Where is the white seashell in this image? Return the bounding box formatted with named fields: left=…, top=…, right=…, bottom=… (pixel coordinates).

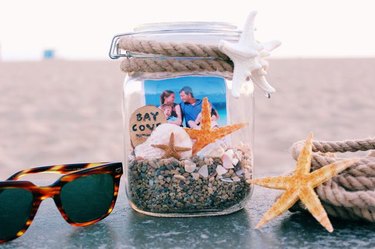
left=134, top=124, right=192, bottom=159
left=226, top=149, right=234, bottom=158
left=222, top=153, right=234, bottom=169
left=197, top=140, right=227, bottom=158
left=221, top=178, right=233, bottom=183
left=234, top=151, right=243, bottom=161
left=204, top=157, right=214, bottom=166
left=232, top=158, right=239, bottom=166
left=184, top=160, right=196, bottom=173
left=198, top=165, right=209, bottom=178
left=174, top=175, right=186, bottom=181
left=208, top=147, right=225, bottom=158
left=148, top=160, right=158, bottom=168
left=232, top=176, right=241, bottom=182
left=191, top=173, right=200, bottom=180
left=216, top=165, right=228, bottom=175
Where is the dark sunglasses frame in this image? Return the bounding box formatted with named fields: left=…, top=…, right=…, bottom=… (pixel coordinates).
left=0, top=162, right=123, bottom=243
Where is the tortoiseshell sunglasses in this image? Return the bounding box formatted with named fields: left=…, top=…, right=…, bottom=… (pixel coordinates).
left=0, top=162, right=123, bottom=243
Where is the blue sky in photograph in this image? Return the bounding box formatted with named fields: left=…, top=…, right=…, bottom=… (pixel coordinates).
left=144, top=76, right=226, bottom=105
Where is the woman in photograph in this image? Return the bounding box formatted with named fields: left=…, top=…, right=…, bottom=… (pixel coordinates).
left=159, top=90, right=182, bottom=126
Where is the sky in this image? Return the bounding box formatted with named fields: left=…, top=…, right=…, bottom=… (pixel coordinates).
left=144, top=76, right=226, bottom=105
left=0, top=0, right=375, bottom=60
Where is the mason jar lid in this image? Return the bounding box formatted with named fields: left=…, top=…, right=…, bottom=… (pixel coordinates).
left=109, top=22, right=241, bottom=59
left=134, top=22, right=237, bottom=31
left=134, top=22, right=240, bottom=45
left=133, top=22, right=240, bottom=42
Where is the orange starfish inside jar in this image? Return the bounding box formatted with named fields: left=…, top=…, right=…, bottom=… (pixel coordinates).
left=110, top=12, right=279, bottom=217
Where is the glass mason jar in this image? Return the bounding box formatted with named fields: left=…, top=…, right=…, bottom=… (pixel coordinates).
left=110, top=22, right=254, bottom=217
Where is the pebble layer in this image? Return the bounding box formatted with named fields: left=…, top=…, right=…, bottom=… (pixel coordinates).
left=128, top=149, right=252, bottom=214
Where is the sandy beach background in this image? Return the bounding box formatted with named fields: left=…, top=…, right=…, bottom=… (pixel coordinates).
left=0, top=59, right=374, bottom=179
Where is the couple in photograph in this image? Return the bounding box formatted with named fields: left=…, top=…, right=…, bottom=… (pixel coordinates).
left=159, top=86, right=219, bottom=129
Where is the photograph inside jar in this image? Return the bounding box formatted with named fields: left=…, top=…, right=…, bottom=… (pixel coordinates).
left=127, top=75, right=253, bottom=215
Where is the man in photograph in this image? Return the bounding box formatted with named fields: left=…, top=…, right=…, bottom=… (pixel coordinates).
left=179, top=86, right=219, bottom=128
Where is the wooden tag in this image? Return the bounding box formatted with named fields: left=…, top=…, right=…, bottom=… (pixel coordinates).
left=129, top=105, right=166, bottom=147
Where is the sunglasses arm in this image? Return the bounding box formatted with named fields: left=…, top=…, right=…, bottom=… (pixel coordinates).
left=7, top=162, right=109, bottom=180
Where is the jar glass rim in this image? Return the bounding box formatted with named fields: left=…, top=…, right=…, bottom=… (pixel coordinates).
left=133, top=22, right=239, bottom=33
left=129, top=22, right=241, bottom=44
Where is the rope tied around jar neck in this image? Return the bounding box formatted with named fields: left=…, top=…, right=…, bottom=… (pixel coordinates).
left=118, top=36, right=234, bottom=76
left=289, top=137, right=375, bottom=221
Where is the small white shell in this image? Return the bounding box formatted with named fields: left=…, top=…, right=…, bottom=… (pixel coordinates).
left=197, top=140, right=226, bottom=158
left=221, top=178, right=233, bottom=183
left=191, top=173, right=200, bottom=180
left=222, top=153, right=234, bottom=169
left=184, top=160, right=197, bottom=173
left=226, top=149, right=234, bottom=158
left=174, top=175, right=186, bottom=181
left=232, top=176, right=241, bottom=182
left=134, top=124, right=192, bottom=159
left=216, top=165, right=228, bottom=175
left=198, top=165, right=209, bottom=178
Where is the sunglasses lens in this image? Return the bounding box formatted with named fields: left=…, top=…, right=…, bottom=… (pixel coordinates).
left=60, top=174, right=114, bottom=223
left=0, top=188, right=33, bottom=241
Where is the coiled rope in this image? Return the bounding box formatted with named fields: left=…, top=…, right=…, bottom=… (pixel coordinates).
left=290, top=137, right=375, bottom=221
left=118, top=37, right=234, bottom=76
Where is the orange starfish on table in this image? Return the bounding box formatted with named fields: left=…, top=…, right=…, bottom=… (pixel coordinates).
left=251, top=133, right=357, bottom=232
left=151, top=132, right=191, bottom=160
left=184, top=97, right=246, bottom=155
